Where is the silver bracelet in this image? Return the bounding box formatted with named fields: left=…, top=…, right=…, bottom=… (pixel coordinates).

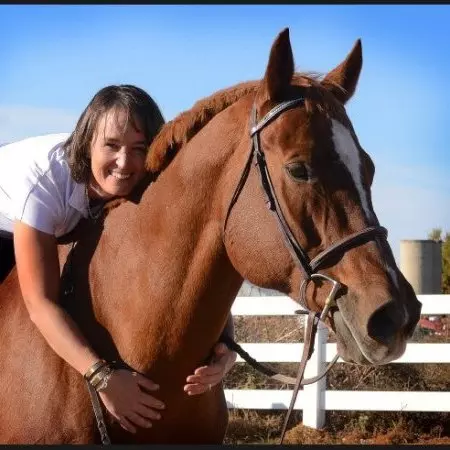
left=94, top=367, right=115, bottom=392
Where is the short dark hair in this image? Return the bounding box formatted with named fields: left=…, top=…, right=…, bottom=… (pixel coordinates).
left=63, top=84, right=165, bottom=183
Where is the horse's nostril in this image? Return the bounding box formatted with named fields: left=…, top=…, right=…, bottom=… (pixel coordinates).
left=367, top=301, right=404, bottom=345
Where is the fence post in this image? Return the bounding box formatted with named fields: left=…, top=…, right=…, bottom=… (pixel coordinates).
left=302, top=320, right=328, bottom=429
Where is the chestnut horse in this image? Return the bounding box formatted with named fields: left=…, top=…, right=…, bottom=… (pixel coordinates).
left=0, top=29, right=421, bottom=444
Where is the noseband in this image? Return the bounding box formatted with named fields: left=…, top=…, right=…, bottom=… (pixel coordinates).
left=222, top=96, right=388, bottom=443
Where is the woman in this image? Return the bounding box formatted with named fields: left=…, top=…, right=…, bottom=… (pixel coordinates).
left=0, top=85, right=236, bottom=434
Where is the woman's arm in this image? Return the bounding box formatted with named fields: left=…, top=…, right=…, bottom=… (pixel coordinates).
left=14, top=220, right=100, bottom=374
left=14, top=221, right=165, bottom=433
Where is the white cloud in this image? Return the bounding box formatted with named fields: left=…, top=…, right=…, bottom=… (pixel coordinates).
left=0, top=105, right=78, bottom=143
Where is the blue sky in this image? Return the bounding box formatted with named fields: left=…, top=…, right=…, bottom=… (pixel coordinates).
left=1, top=5, right=449, bottom=263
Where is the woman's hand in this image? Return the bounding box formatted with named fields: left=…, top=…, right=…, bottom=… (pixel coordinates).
left=99, top=369, right=165, bottom=434
left=183, top=343, right=237, bottom=396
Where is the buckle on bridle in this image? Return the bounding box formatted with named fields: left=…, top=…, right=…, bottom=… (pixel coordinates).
left=299, top=272, right=342, bottom=321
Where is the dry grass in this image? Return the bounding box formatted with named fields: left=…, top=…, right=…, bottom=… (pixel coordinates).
left=223, top=312, right=450, bottom=444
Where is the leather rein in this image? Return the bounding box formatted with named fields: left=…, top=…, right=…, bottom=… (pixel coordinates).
left=222, top=96, right=388, bottom=443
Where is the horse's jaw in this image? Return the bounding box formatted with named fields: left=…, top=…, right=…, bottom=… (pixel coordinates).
left=330, top=302, right=407, bottom=366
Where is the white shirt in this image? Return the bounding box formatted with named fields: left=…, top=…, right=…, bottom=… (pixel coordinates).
left=0, top=133, right=89, bottom=238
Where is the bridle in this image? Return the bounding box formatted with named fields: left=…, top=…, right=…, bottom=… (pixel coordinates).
left=222, top=96, right=388, bottom=443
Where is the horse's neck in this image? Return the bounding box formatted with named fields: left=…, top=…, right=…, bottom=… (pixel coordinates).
left=87, top=100, right=250, bottom=370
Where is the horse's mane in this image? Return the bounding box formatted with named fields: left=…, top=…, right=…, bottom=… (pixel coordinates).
left=146, top=72, right=346, bottom=174
left=145, top=80, right=259, bottom=173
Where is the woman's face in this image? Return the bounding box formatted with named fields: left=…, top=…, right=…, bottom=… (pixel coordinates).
left=89, top=108, right=147, bottom=199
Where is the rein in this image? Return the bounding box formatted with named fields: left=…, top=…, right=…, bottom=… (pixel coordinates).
left=223, top=96, right=388, bottom=443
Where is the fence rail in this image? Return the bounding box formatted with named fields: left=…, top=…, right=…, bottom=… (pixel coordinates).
left=225, top=294, right=450, bottom=428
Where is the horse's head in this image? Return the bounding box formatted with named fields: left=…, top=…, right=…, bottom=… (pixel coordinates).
left=224, top=29, right=421, bottom=365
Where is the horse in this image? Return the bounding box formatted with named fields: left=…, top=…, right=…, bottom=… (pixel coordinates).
left=0, top=28, right=421, bottom=444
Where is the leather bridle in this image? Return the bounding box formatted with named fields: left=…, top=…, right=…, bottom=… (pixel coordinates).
left=222, top=96, right=388, bottom=443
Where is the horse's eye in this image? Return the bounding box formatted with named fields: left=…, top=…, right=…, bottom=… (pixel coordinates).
left=285, top=162, right=310, bottom=181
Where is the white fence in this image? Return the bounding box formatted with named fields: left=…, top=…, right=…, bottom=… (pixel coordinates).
left=225, top=294, right=450, bottom=429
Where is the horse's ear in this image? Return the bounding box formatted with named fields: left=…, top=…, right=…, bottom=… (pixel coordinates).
left=260, top=28, right=294, bottom=102
left=321, top=39, right=363, bottom=104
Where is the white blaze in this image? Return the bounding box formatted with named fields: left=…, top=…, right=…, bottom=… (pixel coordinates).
left=330, top=119, right=399, bottom=289
left=331, top=119, right=372, bottom=221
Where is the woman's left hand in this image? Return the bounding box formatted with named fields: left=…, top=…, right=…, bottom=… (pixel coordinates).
left=184, top=342, right=237, bottom=396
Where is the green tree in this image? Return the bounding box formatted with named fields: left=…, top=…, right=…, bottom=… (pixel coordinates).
left=441, top=233, right=450, bottom=294
left=428, top=228, right=442, bottom=242
left=428, top=228, right=450, bottom=294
